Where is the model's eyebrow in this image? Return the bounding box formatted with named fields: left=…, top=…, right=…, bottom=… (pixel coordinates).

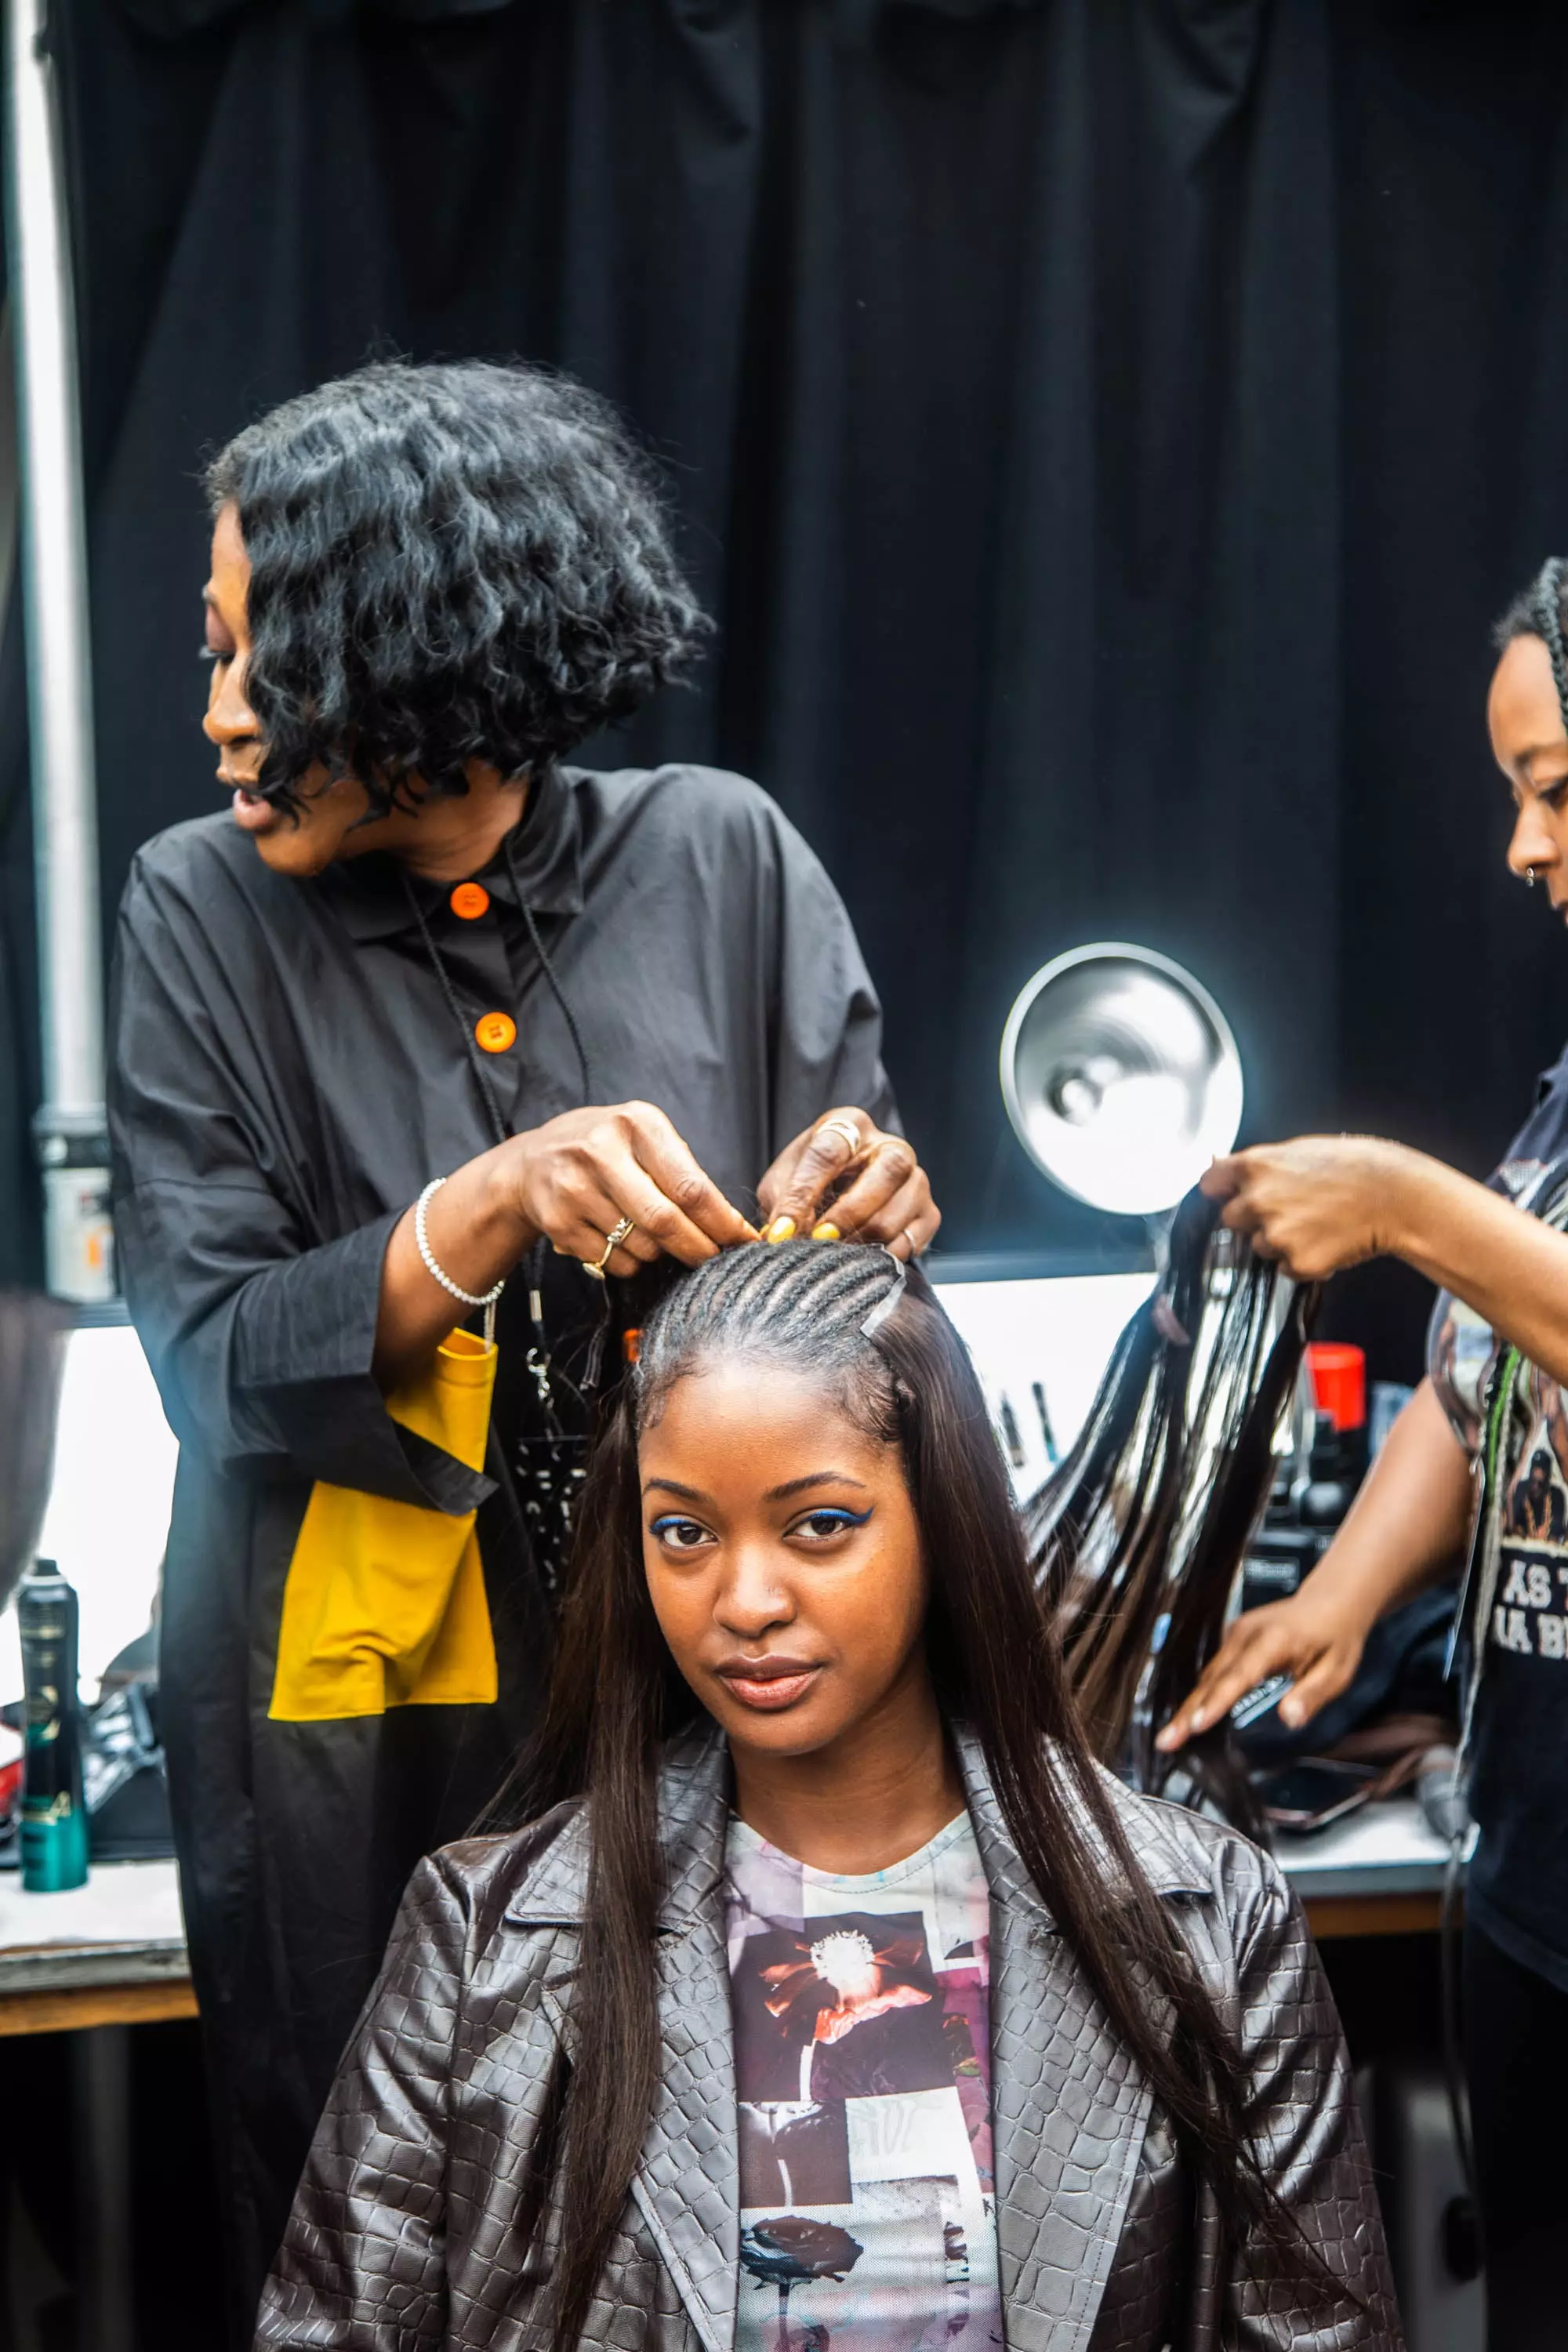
left=1517, top=746, right=1568, bottom=775
left=764, top=1472, right=870, bottom=1502
left=641, top=1472, right=871, bottom=1504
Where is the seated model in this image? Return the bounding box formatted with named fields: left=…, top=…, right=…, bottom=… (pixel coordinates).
left=255, top=1239, right=1399, bottom=2352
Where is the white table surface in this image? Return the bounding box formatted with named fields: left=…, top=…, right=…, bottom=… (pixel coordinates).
left=0, top=1801, right=1463, bottom=2001
left=1272, top=1796, right=1470, bottom=1900
left=0, top=1858, right=187, bottom=1994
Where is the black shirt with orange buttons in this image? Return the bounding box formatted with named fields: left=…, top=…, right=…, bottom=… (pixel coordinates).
left=108, top=759, right=896, bottom=2339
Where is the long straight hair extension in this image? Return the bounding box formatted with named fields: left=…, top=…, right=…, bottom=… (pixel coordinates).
left=492, top=1237, right=1345, bottom=2352
left=1025, top=1186, right=1318, bottom=1808
left=0, top=1291, right=71, bottom=1612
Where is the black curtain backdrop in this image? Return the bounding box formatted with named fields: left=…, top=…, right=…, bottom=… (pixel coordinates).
left=4, top=0, right=1568, bottom=1381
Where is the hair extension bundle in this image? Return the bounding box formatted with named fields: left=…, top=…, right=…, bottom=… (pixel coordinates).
left=0, top=1291, right=71, bottom=1613
left=1025, top=1189, right=1317, bottom=1815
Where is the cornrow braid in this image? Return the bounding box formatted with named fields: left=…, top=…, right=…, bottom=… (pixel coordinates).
left=632, top=1235, right=909, bottom=1433
left=1494, top=556, right=1568, bottom=736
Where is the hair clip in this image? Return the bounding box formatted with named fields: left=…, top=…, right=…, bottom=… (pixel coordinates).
left=859, top=1253, right=908, bottom=1339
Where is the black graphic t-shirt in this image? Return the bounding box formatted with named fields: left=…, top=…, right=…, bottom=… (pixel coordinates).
left=1430, top=1038, right=1568, bottom=1988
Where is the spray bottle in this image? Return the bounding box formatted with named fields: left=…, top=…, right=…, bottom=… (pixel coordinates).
left=16, top=1557, right=88, bottom=1891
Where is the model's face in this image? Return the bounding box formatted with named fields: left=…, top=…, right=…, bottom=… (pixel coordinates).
left=1490, top=632, right=1568, bottom=922
left=640, top=1358, right=931, bottom=1766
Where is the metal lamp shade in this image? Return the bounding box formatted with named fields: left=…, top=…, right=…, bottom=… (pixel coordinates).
left=1000, top=944, right=1243, bottom=1218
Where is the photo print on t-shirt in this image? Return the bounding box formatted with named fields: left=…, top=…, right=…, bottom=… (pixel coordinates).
left=724, top=1813, right=1000, bottom=2352
left=1491, top=1367, right=1568, bottom=1664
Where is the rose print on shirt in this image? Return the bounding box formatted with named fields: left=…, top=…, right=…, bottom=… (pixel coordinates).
left=740, top=2216, right=863, bottom=2352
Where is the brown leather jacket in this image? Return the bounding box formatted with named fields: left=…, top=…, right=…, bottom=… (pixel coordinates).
left=256, top=1727, right=1402, bottom=2350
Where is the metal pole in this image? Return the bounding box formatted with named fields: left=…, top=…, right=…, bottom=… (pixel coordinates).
left=2, top=0, right=112, bottom=1304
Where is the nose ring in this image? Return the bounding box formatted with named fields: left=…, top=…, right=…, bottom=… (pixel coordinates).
left=1527, top=865, right=1541, bottom=888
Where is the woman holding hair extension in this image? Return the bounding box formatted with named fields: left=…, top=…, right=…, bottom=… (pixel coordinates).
left=1161, top=561, right=1568, bottom=2350
left=257, top=1240, right=1398, bottom=2352
left=108, top=360, right=938, bottom=2337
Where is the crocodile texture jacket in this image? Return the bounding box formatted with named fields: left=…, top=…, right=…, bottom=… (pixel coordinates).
left=255, top=1727, right=1402, bottom=2350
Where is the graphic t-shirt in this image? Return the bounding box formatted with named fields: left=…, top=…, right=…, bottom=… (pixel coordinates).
left=723, top=1809, right=1001, bottom=2352
left=1430, top=1040, right=1568, bottom=1988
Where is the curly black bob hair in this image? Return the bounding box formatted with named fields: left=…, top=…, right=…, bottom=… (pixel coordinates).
left=205, top=359, right=710, bottom=814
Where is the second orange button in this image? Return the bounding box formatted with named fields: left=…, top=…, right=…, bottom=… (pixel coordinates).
left=474, top=1011, right=517, bottom=1054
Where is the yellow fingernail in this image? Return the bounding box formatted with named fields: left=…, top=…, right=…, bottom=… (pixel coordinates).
left=765, top=1217, right=796, bottom=1243
left=811, top=1221, right=842, bottom=1242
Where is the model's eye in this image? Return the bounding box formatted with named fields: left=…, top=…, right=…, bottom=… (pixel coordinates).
left=791, top=1507, right=873, bottom=1542
left=650, top=1515, right=714, bottom=1550
left=200, top=644, right=234, bottom=666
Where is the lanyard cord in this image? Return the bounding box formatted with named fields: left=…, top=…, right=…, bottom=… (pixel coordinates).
left=401, top=875, right=510, bottom=1151
left=397, top=821, right=593, bottom=1144
left=502, top=829, right=593, bottom=1106
left=401, top=829, right=610, bottom=1400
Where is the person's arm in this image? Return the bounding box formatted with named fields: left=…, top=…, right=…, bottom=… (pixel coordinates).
left=111, top=864, right=753, bottom=1497
left=1158, top=1378, right=1472, bottom=1748
left=1203, top=1133, right=1568, bottom=1389
left=372, top=1102, right=759, bottom=1387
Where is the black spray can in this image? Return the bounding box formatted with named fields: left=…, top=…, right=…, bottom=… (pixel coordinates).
left=16, top=1558, right=88, bottom=1892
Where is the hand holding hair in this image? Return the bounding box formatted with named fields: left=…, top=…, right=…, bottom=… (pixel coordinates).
left=1200, top=1134, right=1417, bottom=1279
left=1156, top=1583, right=1369, bottom=1751
left=494, top=1100, right=758, bottom=1275
left=757, top=1106, right=942, bottom=1258
left=1159, top=1375, right=1474, bottom=1751
left=1208, top=1132, right=1568, bottom=1391
left=375, top=1100, right=757, bottom=1385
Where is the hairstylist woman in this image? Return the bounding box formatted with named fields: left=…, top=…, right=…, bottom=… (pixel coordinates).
left=1160, top=561, right=1568, bottom=2352
left=256, top=1240, right=1398, bottom=2352
left=108, top=361, right=938, bottom=2339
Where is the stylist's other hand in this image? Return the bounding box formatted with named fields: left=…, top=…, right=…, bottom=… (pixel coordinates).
left=500, top=1102, right=757, bottom=1277
left=757, top=1109, right=942, bottom=1261
left=1201, top=1134, right=1415, bottom=1280
left=1155, top=1581, right=1371, bottom=1752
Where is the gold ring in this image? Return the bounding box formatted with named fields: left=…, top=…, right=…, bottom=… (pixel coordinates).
left=817, top=1116, right=863, bottom=1157
left=584, top=1214, right=636, bottom=1279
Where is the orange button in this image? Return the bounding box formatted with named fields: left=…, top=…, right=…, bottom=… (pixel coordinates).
left=450, top=882, right=489, bottom=920
left=474, top=1011, right=517, bottom=1054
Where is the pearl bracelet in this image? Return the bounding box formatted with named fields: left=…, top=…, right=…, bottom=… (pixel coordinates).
left=415, top=1177, right=505, bottom=1313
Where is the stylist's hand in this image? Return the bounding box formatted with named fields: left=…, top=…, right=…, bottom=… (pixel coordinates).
left=499, top=1102, right=757, bottom=1276
left=1156, top=1580, right=1372, bottom=1751
left=757, top=1109, right=942, bottom=1260
left=1201, top=1134, right=1417, bottom=1280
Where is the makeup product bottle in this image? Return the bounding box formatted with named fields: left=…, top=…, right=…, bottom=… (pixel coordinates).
left=16, top=1557, right=88, bottom=1892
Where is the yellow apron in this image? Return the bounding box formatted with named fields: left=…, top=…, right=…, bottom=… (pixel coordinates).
left=268, top=1328, right=498, bottom=1722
